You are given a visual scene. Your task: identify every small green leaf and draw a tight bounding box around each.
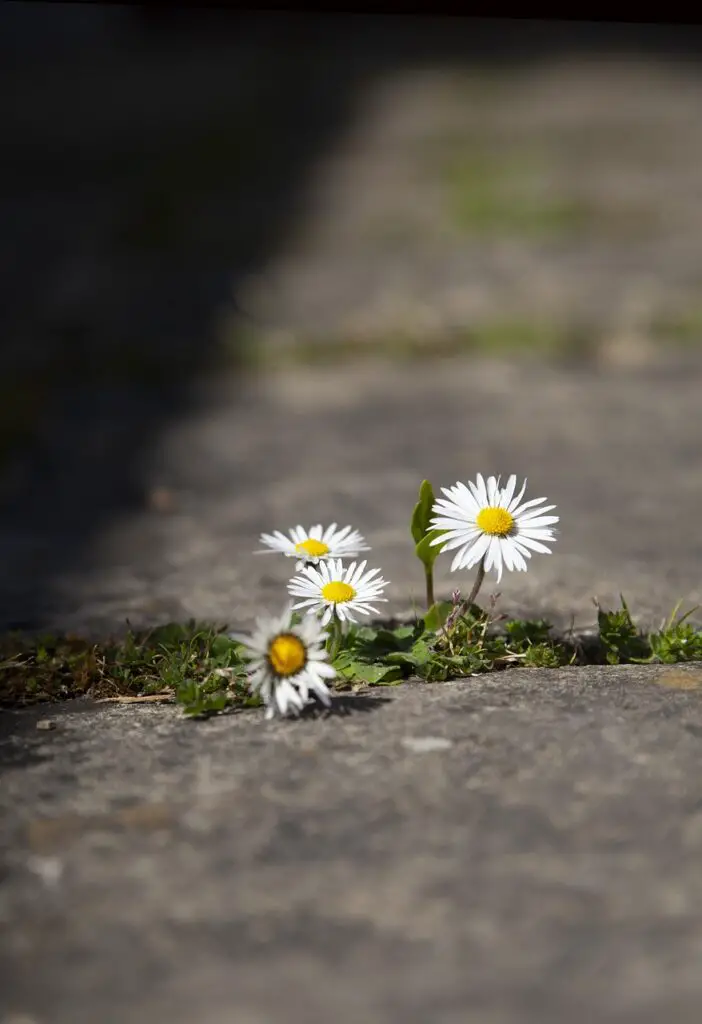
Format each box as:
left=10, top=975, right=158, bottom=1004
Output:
left=423, top=601, right=454, bottom=631
left=392, top=625, right=416, bottom=641
left=504, top=618, right=553, bottom=647
left=383, top=651, right=419, bottom=669
left=209, top=634, right=243, bottom=663
left=350, top=626, right=417, bottom=661
left=350, top=625, right=379, bottom=643
left=410, top=637, right=435, bottom=665
left=411, top=480, right=435, bottom=544
left=385, top=637, right=435, bottom=671
left=332, top=649, right=356, bottom=673
left=415, top=529, right=444, bottom=570
left=336, top=660, right=404, bottom=685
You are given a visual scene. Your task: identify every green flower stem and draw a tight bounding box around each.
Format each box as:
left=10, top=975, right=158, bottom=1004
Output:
left=326, top=611, right=343, bottom=661
left=425, top=565, right=435, bottom=610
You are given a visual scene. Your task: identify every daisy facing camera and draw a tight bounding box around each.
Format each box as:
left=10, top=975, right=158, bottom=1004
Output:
left=231, top=605, right=336, bottom=720
left=430, top=473, right=559, bottom=583
left=287, top=558, right=389, bottom=626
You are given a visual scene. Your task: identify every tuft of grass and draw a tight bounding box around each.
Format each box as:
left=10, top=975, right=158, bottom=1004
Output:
left=3, top=596, right=701, bottom=716
left=594, top=596, right=702, bottom=666
left=594, top=595, right=651, bottom=665
left=0, top=622, right=258, bottom=718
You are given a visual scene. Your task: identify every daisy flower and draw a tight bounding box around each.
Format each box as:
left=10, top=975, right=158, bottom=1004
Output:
left=287, top=558, right=389, bottom=626
left=231, top=605, right=336, bottom=719
left=256, top=523, right=370, bottom=569
left=429, top=474, right=558, bottom=583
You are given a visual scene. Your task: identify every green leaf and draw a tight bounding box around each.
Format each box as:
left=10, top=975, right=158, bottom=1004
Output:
left=349, top=624, right=421, bottom=661
left=335, top=660, right=404, bottom=686
left=411, top=480, right=435, bottom=545
left=383, top=651, right=419, bottom=669
left=392, top=625, right=416, bottom=641
left=332, top=649, right=356, bottom=673
left=209, top=634, right=245, bottom=666
left=350, top=625, right=379, bottom=643
left=415, top=529, right=444, bottom=570
left=423, top=601, right=454, bottom=631
left=504, top=618, right=553, bottom=647
left=409, top=637, right=435, bottom=665
left=384, top=637, right=435, bottom=671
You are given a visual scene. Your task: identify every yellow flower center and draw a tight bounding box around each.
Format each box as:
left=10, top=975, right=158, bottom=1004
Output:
left=476, top=506, right=515, bottom=537
left=295, top=538, right=330, bottom=558
left=322, top=581, right=356, bottom=604
left=267, top=633, right=307, bottom=676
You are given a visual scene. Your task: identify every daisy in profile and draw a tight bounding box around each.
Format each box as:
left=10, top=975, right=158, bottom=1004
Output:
left=429, top=474, right=558, bottom=585
left=256, top=523, right=370, bottom=569
left=231, top=605, right=336, bottom=720
left=288, top=558, right=388, bottom=626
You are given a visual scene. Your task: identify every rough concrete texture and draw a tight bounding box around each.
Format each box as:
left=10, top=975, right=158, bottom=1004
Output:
left=4, top=663, right=702, bottom=1023
left=10, top=354, right=702, bottom=638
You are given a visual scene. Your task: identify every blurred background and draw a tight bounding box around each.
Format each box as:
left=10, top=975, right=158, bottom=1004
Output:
left=3, top=6, right=702, bottom=635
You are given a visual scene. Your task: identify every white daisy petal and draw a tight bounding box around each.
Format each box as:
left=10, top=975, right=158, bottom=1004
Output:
left=512, top=538, right=534, bottom=559
left=517, top=502, right=557, bottom=517
left=500, top=536, right=516, bottom=572
left=463, top=530, right=492, bottom=568
left=484, top=536, right=501, bottom=581
left=289, top=597, right=320, bottom=610
left=510, top=545, right=529, bottom=572
left=428, top=529, right=458, bottom=547
left=517, top=514, right=559, bottom=528
left=469, top=474, right=489, bottom=506
left=430, top=513, right=478, bottom=530
left=455, top=482, right=480, bottom=506
left=486, top=475, right=500, bottom=505
left=507, top=478, right=528, bottom=513
left=500, top=474, right=517, bottom=508
left=520, top=528, right=557, bottom=542
left=321, top=522, right=338, bottom=542
left=511, top=496, right=550, bottom=516
left=514, top=536, right=554, bottom=554
left=451, top=545, right=472, bottom=572
left=437, top=531, right=480, bottom=554
left=438, top=489, right=459, bottom=505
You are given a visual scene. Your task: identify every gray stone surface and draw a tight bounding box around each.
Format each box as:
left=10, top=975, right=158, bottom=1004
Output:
left=4, top=662, right=702, bottom=1023
left=8, top=354, right=701, bottom=638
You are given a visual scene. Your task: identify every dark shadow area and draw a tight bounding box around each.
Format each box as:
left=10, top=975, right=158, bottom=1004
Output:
left=2, top=8, right=702, bottom=632
left=0, top=699, right=99, bottom=773
left=0, top=735, right=55, bottom=773
left=309, top=693, right=395, bottom=717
